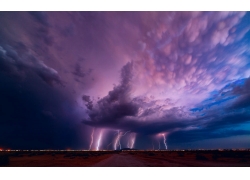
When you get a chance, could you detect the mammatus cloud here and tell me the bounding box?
[83,61,250,146]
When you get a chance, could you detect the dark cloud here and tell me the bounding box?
[228,78,250,109]
[168,128,250,145]
[0,45,62,86]
[29,12,49,26]
[82,62,195,135]
[72,62,92,78]
[0,72,84,149]
[82,95,93,110]
[197,77,250,111]
[230,94,250,109]
[82,95,91,102]
[205,113,250,130]
[41,110,56,120]
[83,61,139,128]
[0,41,88,149]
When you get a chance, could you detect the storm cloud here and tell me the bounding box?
[0,12,250,150]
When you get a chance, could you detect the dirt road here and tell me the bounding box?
[92,152,183,167]
[92,153,146,167]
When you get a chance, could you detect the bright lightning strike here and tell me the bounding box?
[162,134,167,150]
[130,138,135,149]
[113,130,130,150]
[89,128,95,150]
[96,130,103,151]
[129,133,136,149]
[114,130,120,150]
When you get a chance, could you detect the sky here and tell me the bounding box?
[0,11,250,150]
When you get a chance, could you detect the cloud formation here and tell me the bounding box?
[0,12,250,149]
[0,45,62,86]
[83,63,250,142]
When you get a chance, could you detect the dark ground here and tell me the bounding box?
[0,150,250,167]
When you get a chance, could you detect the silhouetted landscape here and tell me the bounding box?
[1,149,250,167]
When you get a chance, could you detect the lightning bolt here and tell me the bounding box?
[130,137,135,149]
[118,131,130,149]
[114,130,120,150]
[158,140,161,150]
[162,134,167,150]
[89,128,95,150]
[121,131,130,136]
[113,130,132,150]
[129,133,136,149]
[96,130,103,151]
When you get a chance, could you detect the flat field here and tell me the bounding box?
[0,150,250,167]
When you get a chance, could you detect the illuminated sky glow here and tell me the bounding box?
[0,12,250,150]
